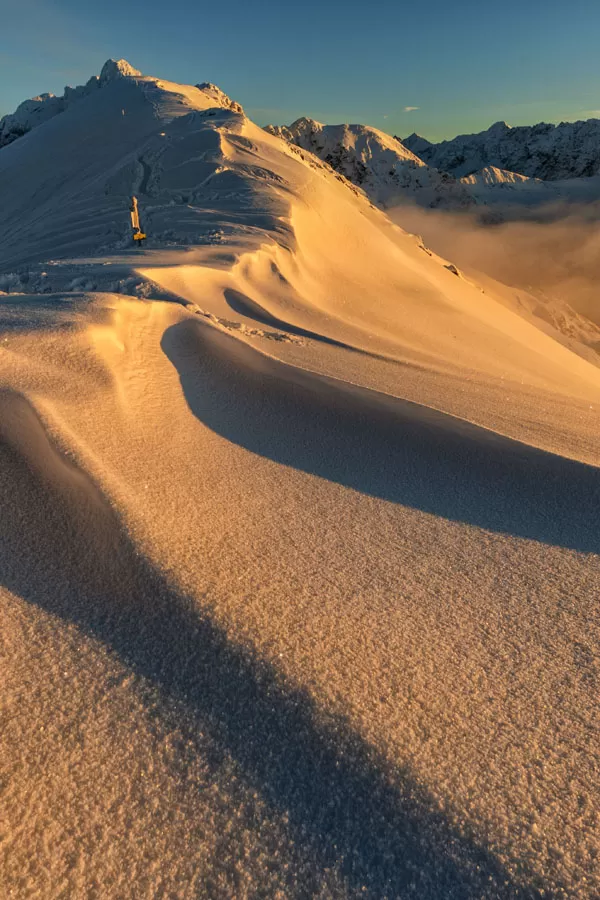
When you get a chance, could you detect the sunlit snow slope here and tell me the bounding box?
[2,59,600,434]
[1,61,600,899]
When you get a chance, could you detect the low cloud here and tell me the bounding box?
[387,202,600,326]
[403,106,419,112]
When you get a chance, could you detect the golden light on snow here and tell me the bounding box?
[1,59,599,899]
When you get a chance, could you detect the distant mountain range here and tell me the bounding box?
[403,119,600,181]
[265,116,600,212]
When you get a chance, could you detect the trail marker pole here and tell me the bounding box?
[129,195,146,245]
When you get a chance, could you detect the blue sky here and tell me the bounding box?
[2,0,600,140]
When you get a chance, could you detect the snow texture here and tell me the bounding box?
[1,58,599,900]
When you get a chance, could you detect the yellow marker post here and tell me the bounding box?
[129,196,146,244]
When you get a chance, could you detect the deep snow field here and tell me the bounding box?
[1,61,599,898]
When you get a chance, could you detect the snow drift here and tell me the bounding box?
[1,59,600,899]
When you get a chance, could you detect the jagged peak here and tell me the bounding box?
[487,120,512,134]
[195,82,244,114]
[196,81,220,93]
[99,59,142,85]
[287,116,323,131]
[460,165,538,186]
[264,118,324,143]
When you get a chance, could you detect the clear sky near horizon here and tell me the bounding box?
[1,0,600,141]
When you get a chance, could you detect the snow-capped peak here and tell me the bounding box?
[0,61,244,152]
[487,120,512,134]
[460,166,539,186]
[265,118,474,210]
[0,59,144,150]
[400,132,433,157]
[99,59,142,84]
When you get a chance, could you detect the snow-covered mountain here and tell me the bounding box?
[0,60,256,268]
[264,118,474,210]
[3,55,594,385]
[403,119,600,181]
[194,82,244,114]
[402,132,434,160]
[0,60,242,150]
[2,57,600,900]
[456,165,600,214]
[0,60,140,148]
[461,166,542,187]
[458,166,553,206]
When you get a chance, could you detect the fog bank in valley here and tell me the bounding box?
[389,202,600,327]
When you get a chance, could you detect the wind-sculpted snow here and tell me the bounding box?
[1,59,600,898]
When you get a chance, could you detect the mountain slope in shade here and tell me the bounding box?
[0,63,257,268]
[401,131,434,158]
[404,118,600,180]
[265,117,474,209]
